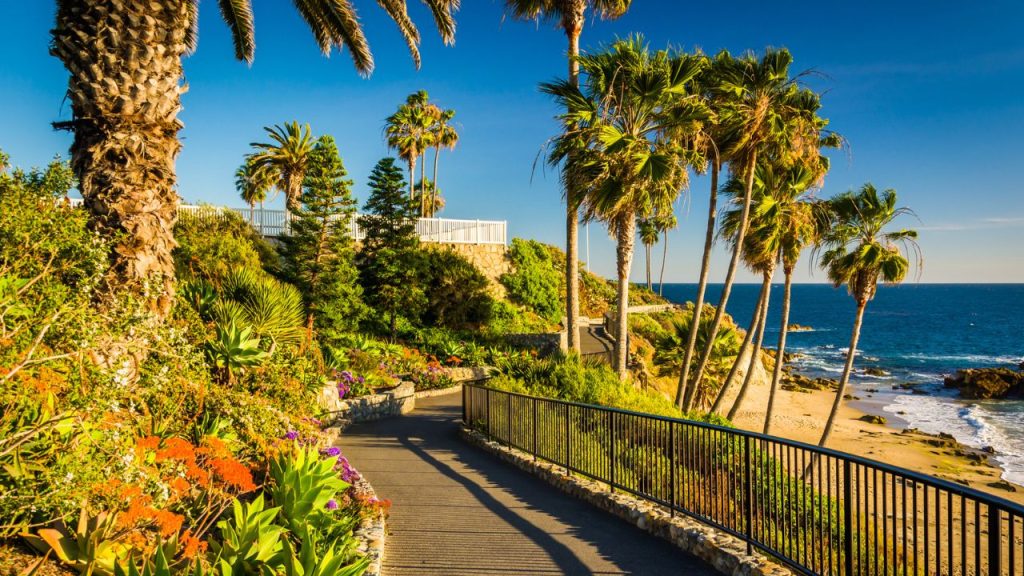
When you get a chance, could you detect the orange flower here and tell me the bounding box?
[209,458,256,492]
[197,436,231,459]
[136,436,161,453]
[156,437,196,463]
[185,463,211,487]
[168,476,191,496]
[180,531,208,559]
[153,509,184,537]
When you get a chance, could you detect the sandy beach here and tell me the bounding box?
[717,372,1024,507]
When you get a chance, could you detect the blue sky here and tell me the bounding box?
[2,1,1023,283]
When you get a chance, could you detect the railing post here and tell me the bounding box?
[670,421,676,518]
[462,384,468,425]
[507,392,513,446]
[475,219,480,244]
[565,404,571,476]
[988,504,1001,576]
[743,435,752,554]
[843,460,854,576]
[486,388,491,441]
[532,397,537,461]
[609,410,616,493]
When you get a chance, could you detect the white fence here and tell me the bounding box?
[68,199,507,245]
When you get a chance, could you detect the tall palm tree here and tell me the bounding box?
[249,122,315,213]
[638,217,659,290]
[761,166,824,434]
[654,212,677,296]
[815,184,919,447]
[430,109,459,217]
[654,306,741,410]
[507,0,633,354]
[685,49,831,411]
[544,36,706,380]
[50,0,459,316]
[385,91,438,211]
[235,157,275,225]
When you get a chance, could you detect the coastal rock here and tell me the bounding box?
[988,480,1018,493]
[782,373,838,392]
[859,415,886,425]
[787,323,813,332]
[863,367,889,377]
[943,367,1024,399]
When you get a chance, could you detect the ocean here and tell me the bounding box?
[658,283,1024,484]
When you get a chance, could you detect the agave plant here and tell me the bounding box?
[209,494,287,575]
[22,507,130,575]
[180,278,217,320]
[269,446,350,538]
[205,320,268,384]
[280,529,369,576]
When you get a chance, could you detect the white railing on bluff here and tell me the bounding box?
[67,199,507,245]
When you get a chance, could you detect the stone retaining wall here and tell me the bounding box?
[349,473,386,576]
[460,427,792,576]
[319,382,416,427]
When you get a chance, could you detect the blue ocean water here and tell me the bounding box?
[659,283,1024,483]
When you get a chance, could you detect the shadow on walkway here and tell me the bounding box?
[339,393,715,575]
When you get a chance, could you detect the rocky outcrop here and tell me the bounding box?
[787,323,813,332]
[943,367,1024,399]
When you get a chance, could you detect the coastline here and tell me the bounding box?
[720,375,1024,506]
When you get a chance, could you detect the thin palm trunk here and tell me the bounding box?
[432,146,441,217]
[764,267,793,434]
[677,160,718,410]
[710,272,769,413]
[658,232,668,297]
[727,270,775,420]
[52,0,188,316]
[688,152,758,411]
[564,21,583,354]
[645,243,652,290]
[818,300,867,447]
[420,152,428,216]
[614,213,637,380]
[408,157,417,199]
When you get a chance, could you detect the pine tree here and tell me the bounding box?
[281,135,365,347]
[358,157,424,337]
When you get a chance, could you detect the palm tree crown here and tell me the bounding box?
[249,122,316,213]
[818,184,920,304]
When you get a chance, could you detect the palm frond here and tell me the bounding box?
[218,0,256,62]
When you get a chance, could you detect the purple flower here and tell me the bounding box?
[284,430,299,440]
[321,446,342,458]
[325,499,338,510]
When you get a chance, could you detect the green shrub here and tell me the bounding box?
[501,239,563,323]
[173,208,280,281]
[416,248,493,330]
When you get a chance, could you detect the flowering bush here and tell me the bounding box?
[406,359,455,391]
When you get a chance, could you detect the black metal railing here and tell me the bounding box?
[463,384,1024,576]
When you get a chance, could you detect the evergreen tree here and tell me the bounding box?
[281,135,365,347]
[358,157,424,337]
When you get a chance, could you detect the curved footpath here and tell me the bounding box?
[339,392,716,576]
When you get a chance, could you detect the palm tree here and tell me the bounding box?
[234,158,275,227]
[50,0,459,316]
[544,36,706,380]
[654,212,677,296]
[507,0,633,354]
[685,49,832,411]
[249,122,316,214]
[385,91,438,211]
[638,218,659,290]
[430,109,459,217]
[761,166,824,434]
[654,305,741,410]
[815,184,919,447]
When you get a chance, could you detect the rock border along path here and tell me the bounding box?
[338,391,718,575]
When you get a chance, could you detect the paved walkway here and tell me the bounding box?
[339,393,716,576]
[580,326,615,363]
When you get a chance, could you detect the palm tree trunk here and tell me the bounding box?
[658,232,669,297]
[562,10,585,355]
[408,157,417,200]
[432,146,440,217]
[614,213,637,381]
[687,151,758,411]
[818,299,867,447]
[420,152,428,216]
[678,160,720,410]
[710,272,769,413]
[727,270,775,420]
[764,268,793,435]
[51,0,189,317]
[645,243,652,291]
